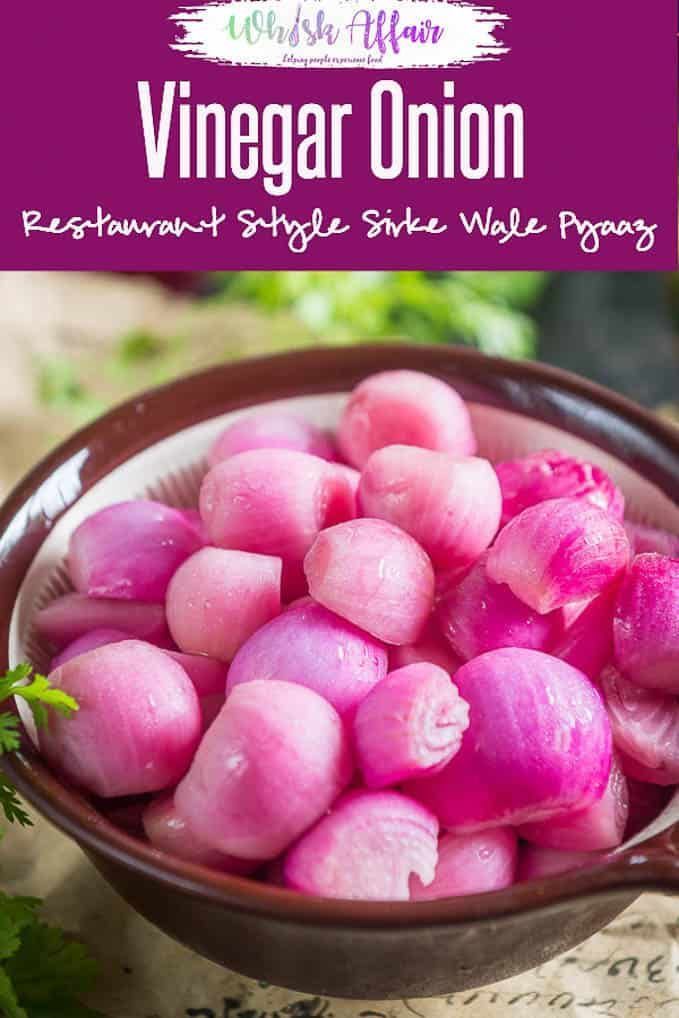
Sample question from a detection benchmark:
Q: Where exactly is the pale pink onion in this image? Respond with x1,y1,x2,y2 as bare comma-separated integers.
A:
410,828,517,900
175,680,352,860
357,446,501,575
353,663,470,788
39,641,202,797
283,789,439,900
337,370,476,469
143,793,258,873
166,547,281,662
208,412,335,467
304,518,435,646
200,449,355,598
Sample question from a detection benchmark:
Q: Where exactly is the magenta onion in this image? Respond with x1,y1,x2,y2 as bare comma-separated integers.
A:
331,464,361,517
142,793,257,873
486,497,630,614
406,648,612,831
619,752,679,787
438,554,561,661
166,548,281,662
600,666,679,784
304,518,435,645
35,594,170,650
624,520,679,559
69,500,204,603
40,641,201,797
208,411,335,467
518,845,604,882
518,753,628,852
198,693,225,731
551,585,618,680
389,619,462,673
51,628,131,670
164,651,229,696
227,600,388,717
625,776,672,837
358,446,501,575
613,553,679,692
337,370,476,469
410,828,517,900
283,789,439,900
53,634,228,699
175,680,352,860
200,449,355,597
496,449,624,526
353,663,470,788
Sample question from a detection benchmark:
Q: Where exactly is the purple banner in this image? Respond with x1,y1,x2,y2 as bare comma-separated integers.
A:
1,1,676,269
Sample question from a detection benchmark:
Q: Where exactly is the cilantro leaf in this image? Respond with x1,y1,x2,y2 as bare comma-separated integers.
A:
0,777,32,831
0,895,41,964
0,666,78,731
0,715,20,754
0,967,27,1018
5,922,100,1012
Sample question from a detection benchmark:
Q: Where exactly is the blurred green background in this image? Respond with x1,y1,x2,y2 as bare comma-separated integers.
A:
1,270,676,495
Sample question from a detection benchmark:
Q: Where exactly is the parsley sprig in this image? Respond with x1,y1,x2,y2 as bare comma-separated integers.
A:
0,665,77,830
0,665,103,1017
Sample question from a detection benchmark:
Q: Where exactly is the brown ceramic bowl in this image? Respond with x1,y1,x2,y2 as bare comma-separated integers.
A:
2,345,679,1000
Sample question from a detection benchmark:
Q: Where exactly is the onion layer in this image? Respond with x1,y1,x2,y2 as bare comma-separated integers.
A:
496,449,624,526
283,789,439,900
486,497,630,614
353,663,470,788
410,828,517,900
613,553,679,692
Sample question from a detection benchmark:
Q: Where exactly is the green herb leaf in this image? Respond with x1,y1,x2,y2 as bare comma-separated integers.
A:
0,666,78,731
0,895,41,963
5,922,99,1007
0,896,104,1018
0,715,21,754
0,967,27,1018
0,777,32,830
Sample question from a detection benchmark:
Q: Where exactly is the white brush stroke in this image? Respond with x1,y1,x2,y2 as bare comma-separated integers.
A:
170,0,509,69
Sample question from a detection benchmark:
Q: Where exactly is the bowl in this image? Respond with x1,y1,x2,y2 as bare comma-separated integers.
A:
1,344,679,1000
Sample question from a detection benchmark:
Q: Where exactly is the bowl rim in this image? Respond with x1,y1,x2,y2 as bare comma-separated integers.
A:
2,343,679,928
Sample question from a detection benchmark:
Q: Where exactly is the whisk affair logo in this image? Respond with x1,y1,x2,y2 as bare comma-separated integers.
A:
170,0,509,69
0,0,676,269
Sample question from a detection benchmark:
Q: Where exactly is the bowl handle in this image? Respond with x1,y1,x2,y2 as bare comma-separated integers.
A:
615,827,679,895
